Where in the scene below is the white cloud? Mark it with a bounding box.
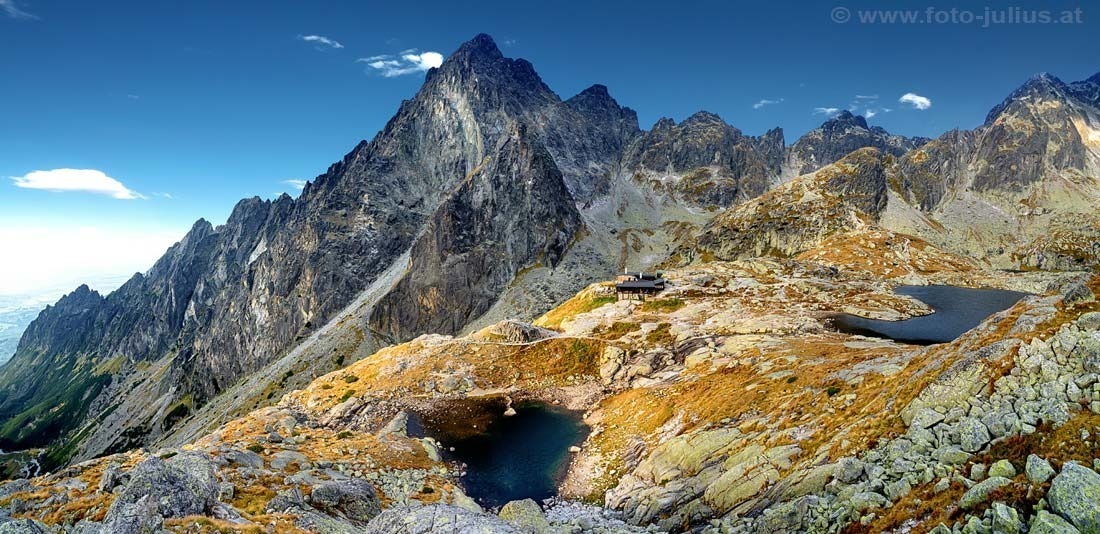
[282,179,308,190]
[813,107,841,116]
[11,169,144,200]
[358,50,443,77]
[0,225,184,295]
[0,0,37,19]
[899,92,932,110]
[854,94,879,101]
[298,34,344,50]
[752,98,784,110]
[865,109,877,118]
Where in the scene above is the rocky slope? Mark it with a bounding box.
[685,72,1100,270]
[0,34,930,468]
[622,111,782,207]
[888,72,1100,269]
[3,33,1099,534]
[3,229,1098,534]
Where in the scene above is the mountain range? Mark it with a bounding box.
[1,32,1098,482]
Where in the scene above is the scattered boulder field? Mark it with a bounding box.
[2,230,1099,533]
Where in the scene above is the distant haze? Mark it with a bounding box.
[0,274,132,364]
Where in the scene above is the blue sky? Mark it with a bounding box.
[0,0,1096,294]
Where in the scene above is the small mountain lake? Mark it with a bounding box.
[831,285,1029,345]
[412,397,589,508]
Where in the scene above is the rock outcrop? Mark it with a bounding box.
[787,110,926,176]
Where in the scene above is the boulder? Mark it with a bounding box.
[910,408,946,430]
[970,463,987,481]
[885,479,912,500]
[307,479,382,523]
[1079,334,1100,374]
[498,499,550,533]
[268,489,359,534]
[1047,462,1100,533]
[935,446,971,466]
[224,449,264,469]
[991,502,1022,534]
[834,457,864,484]
[106,453,219,519]
[959,476,1011,510]
[378,411,409,438]
[1026,455,1056,484]
[988,459,1016,479]
[98,463,124,493]
[270,450,311,471]
[0,519,50,534]
[847,492,888,513]
[0,480,28,500]
[364,504,519,533]
[100,494,166,534]
[956,418,991,453]
[1077,312,1100,331]
[1030,510,1082,534]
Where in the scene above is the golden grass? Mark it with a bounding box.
[534,284,616,330]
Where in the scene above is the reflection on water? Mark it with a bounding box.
[832,285,1028,345]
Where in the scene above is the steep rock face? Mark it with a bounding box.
[369,125,583,340]
[0,34,582,461]
[623,112,782,207]
[889,71,1100,268]
[974,74,1089,191]
[787,110,925,176]
[536,84,641,203]
[683,148,889,261]
[891,129,978,210]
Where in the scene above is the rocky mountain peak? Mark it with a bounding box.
[651,117,677,131]
[563,84,638,125]
[682,110,730,129]
[984,72,1072,124]
[449,33,504,65]
[788,110,917,175]
[55,284,103,308]
[1068,71,1100,107]
[574,83,610,98]
[824,110,869,130]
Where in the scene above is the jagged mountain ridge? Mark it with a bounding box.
[785,109,929,178]
[688,70,1100,269]
[0,33,611,461]
[0,32,992,467]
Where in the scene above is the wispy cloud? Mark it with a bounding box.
[282,179,308,190]
[899,92,932,110]
[813,107,841,116]
[0,0,37,19]
[854,94,879,101]
[10,169,144,200]
[357,49,443,77]
[865,109,878,119]
[752,98,784,110]
[298,34,344,50]
[154,192,173,199]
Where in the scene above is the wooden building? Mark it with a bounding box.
[615,271,666,301]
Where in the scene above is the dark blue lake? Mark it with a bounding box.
[414,399,589,508]
[831,285,1029,345]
